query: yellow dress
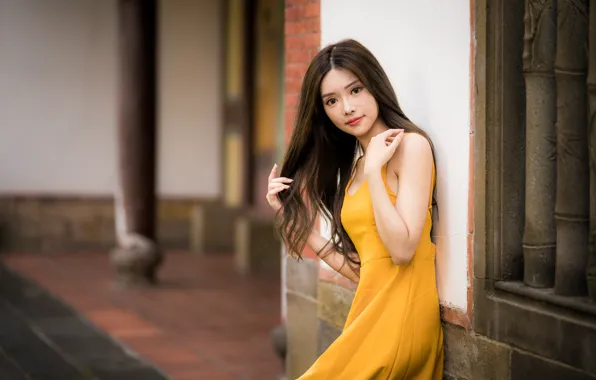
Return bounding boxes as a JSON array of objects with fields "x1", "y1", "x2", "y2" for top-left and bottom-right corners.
[{"x1": 298, "y1": 163, "x2": 444, "y2": 379}]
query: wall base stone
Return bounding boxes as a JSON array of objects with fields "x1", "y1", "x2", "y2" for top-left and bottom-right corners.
[{"x1": 0, "y1": 196, "x2": 235, "y2": 253}]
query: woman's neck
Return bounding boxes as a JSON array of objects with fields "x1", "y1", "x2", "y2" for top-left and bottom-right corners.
[{"x1": 358, "y1": 120, "x2": 389, "y2": 154}]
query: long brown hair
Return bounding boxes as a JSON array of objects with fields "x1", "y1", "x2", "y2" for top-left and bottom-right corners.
[{"x1": 277, "y1": 39, "x2": 436, "y2": 268}]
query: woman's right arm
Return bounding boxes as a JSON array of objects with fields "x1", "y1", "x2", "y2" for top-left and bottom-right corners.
[
  {"x1": 266, "y1": 164, "x2": 359, "y2": 284},
  {"x1": 306, "y1": 229, "x2": 360, "y2": 284}
]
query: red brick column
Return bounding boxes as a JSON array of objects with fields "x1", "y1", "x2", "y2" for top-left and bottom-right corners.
[
  {"x1": 284, "y1": 0, "x2": 321, "y2": 260},
  {"x1": 284, "y1": 0, "x2": 320, "y2": 143},
  {"x1": 284, "y1": 1, "x2": 357, "y2": 290}
]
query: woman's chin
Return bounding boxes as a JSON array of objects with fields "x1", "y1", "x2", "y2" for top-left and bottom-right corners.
[{"x1": 344, "y1": 125, "x2": 372, "y2": 138}]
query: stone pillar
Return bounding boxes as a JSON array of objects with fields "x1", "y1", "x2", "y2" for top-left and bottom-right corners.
[
  {"x1": 553, "y1": 0, "x2": 590, "y2": 296},
  {"x1": 110, "y1": 0, "x2": 162, "y2": 288},
  {"x1": 522, "y1": 0, "x2": 558, "y2": 288},
  {"x1": 586, "y1": 0, "x2": 596, "y2": 301}
]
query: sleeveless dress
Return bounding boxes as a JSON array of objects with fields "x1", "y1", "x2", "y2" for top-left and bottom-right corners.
[{"x1": 298, "y1": 162, "x2": 444, "y2": 379}]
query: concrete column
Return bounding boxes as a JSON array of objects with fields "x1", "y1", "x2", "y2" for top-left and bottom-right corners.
[
  {"x1": 522, "y1": 0, "x2": 557, "y2": 288},
  {"x1": 554, "y1": 0, "x2": 590, "y2": 296},
  {"x1": 587, "y1": 0, "x2": 596, "y2": 301},
  {"x1": 110, "y1": 0, "x2": 162, "y2": 288}
]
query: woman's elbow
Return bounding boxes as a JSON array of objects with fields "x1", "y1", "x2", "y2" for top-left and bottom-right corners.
[
  {"x1": 389, "y1": 247, "x2": 416, "y2": 266},
  {"x1": 391, "y1": 255, "x2": 412, "y2": 266}
]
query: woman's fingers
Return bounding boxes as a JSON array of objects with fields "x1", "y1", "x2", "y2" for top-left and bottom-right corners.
[
  {"x1": 268, "y1": 186, "x2": 288, "y2": 196},
  {"x1": 270, "y1": 177, "x2": 293, "y2": 184},
  {"x1": 269, "y1": 182, "x2": 290, "y2": 191},
  {"x1": 381, "y1": 128, "x2": 403, "y2": 138},
  {"x1": 385, "y1": 130, "x2": 404, "y2": 146},
  {"x1": 267, "y1": 164, "x2": 288, "y2": 212},
  {"x1": 268, "y1": 164, "x2": 278, "y2": 182}
]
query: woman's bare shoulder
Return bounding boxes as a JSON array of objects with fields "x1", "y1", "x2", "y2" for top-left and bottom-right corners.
[{"x1": 389, "y1": 132, "x2": 432, "y2": 173}]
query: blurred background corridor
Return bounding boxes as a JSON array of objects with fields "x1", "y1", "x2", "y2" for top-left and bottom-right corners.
[{"x1": 1, "y1": 0, "x2": 596, "y2": 379}]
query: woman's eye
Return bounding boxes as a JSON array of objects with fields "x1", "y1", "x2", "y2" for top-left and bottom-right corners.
[
  {"x1": 326, "y1": 98, "x2": 337, "y2": 106},
  {"x1": 352, "y1": 87, "x2": 363, "y2": 94}
]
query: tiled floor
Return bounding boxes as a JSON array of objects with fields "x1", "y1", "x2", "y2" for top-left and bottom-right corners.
[
  {"x1": 1, "y1": 252, "x2": 283, "y2": 380},
  {"x1": 0, "y1": 266, "x2": 169, "y2": 380}
]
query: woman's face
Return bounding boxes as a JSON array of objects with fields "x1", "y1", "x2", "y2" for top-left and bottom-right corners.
[{"x1": 320, "y1": 68, "x2": 379, "y2": 137}]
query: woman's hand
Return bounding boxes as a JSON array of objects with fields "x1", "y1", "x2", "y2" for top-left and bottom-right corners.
[
  {"x1": 363, "y1": 129, "x2": 404, "y2": 176},
  {"x1": 266, "y1": 164, "x2": 293, "y2": 212}
]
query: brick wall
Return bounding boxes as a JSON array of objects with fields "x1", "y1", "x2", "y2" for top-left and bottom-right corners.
[
  {"x1": 283, "y1": 1, "x2": 323, "y2": 378},
  {"x1": 284, "y1": 0, "x2": 321, "y2": 146},
  {"x1": 284, "y1": 0, "x2": 321, "y2": 261}
]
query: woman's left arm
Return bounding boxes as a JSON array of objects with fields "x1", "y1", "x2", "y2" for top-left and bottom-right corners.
[{"x1": 366, "y1": 133, "x2": 434, "y2": 265}]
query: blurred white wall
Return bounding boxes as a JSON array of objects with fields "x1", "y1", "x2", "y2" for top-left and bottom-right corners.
[{"x1": 0, "y1": 0, "x2": 222, "y2": 198}]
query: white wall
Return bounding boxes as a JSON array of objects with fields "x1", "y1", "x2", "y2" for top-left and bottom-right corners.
[
  {"x1": 321, "y1": 0, "x2": 471, "y2": 312},
  {"x1": 0, "y1": 0, "x2": 222, "y2": 198},
  {"x1": 158, "y1": 0, "x2": 222, "y2": 198}
]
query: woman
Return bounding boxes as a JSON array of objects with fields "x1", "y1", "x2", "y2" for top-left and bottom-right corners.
[{"x1": 266, "y1": 39, "x2": 443, "y2": 379}]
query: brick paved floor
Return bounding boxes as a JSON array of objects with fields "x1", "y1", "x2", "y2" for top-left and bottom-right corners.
[{"x1": 1, "y1": 252, "x2": 283, "y2": 380}]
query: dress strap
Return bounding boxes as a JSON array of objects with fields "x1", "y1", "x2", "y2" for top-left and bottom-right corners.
[
  {"x1": 347, "y1": 155, "x2": 364, "y2": 190},
  {"x1": 428, "y1": 160, "x2": 437, "y2": 211}
]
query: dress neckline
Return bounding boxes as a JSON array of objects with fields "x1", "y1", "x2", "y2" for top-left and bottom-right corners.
[{"x1": 346, "y1": 162, "x2": 397, "y2": 198}]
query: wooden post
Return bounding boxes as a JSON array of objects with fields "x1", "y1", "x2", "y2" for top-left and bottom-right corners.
[{"x1": 110, "y1": 0, "x2": 162, "y2": 287}]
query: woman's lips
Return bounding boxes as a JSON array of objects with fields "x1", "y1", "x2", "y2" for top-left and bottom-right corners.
[{"x1": 347, "y1": 116, "x2": 363, "y2": 126}]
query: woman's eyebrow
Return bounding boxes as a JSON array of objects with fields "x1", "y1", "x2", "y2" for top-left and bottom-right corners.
[{"x1": 321, "y1": 79, "x2": 361, "y2": 98}]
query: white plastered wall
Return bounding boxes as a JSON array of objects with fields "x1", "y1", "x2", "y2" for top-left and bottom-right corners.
[{"x1": 320, "y1": 0, "x2": 471, "y2": 312}]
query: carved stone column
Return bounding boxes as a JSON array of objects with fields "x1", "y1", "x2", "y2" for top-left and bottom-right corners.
[
  {"x1": 553, "y1": 0, "x2": 590, "y2": 296},
  {"x1": 110, "y1": 0, "x2": 163, "y2": 288},
  {"x1": 522, "y1": 0, "x2": 558, "y2": 288},
  {"x1": 586, "y1": 0, "x2": 596, "y2": 301}
]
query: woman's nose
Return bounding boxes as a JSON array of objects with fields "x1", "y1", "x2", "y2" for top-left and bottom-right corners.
[{"x1": 343, "y1": 100, "x2": 355, "y2": 115}]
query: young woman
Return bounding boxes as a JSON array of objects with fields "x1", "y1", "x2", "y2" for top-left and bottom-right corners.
[{"x1": 266, "y1": 39, "x2": 443, "y2": 379}]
